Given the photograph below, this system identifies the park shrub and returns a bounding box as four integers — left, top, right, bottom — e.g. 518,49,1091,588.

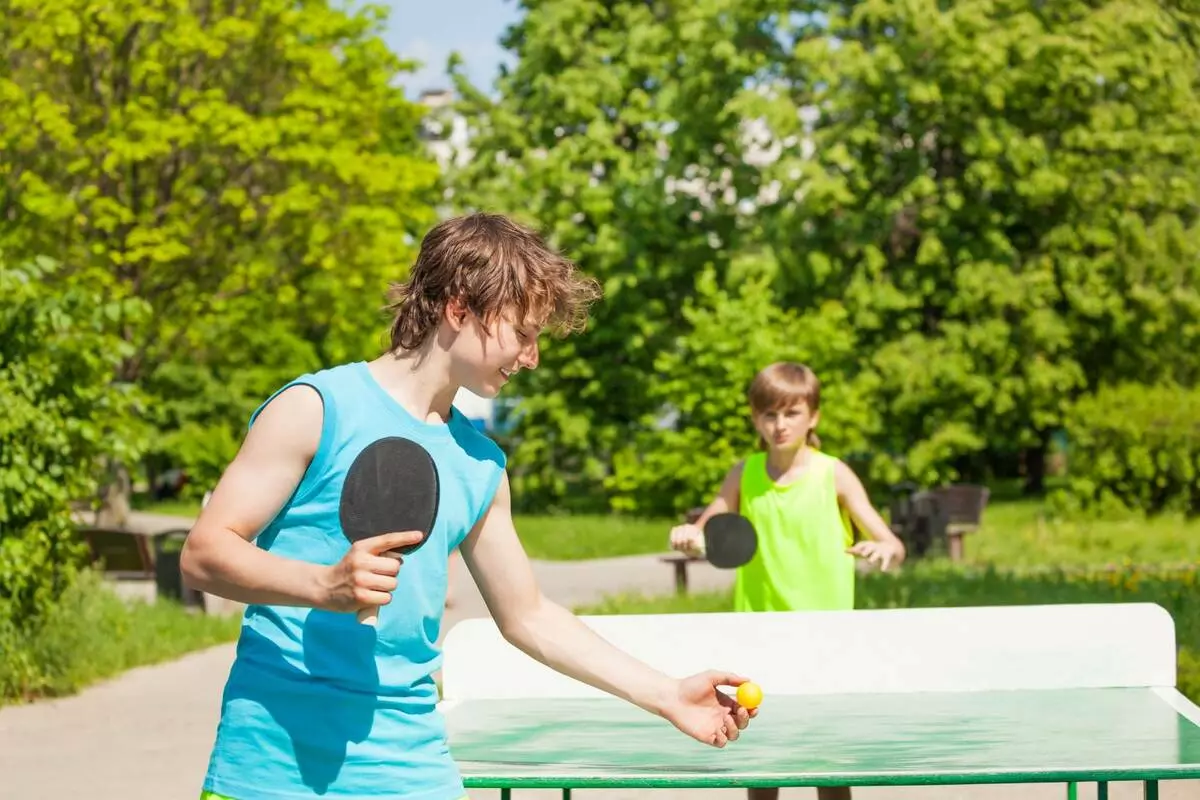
1,257,149,628
0,569,240,704
1056,383,1200,517
1179,648,1200,706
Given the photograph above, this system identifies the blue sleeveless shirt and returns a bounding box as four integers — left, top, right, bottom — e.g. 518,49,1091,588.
202,362,506,800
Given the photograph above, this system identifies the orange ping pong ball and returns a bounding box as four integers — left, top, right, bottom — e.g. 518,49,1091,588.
736,681,763,709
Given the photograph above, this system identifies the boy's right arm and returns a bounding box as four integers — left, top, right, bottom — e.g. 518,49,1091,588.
668,461,744,555
180,385,420,612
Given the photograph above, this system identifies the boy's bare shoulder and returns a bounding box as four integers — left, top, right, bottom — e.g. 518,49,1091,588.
722,458,748,484
243,382,325,460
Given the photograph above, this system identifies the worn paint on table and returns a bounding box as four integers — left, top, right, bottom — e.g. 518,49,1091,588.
445,688,1200,789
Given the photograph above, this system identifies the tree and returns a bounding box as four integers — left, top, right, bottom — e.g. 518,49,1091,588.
607,263,876,515
0,0,440,494
449,0,782,510
749,0,1200,490
0,257,146,622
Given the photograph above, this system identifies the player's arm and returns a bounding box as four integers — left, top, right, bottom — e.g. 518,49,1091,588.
180,386,416,611
459,472,753,747
668,460,744,554
833,459,906,571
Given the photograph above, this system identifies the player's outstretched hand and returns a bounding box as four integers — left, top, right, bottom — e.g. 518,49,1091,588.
319,530,424,613
662,671,757,748
846,540,904,572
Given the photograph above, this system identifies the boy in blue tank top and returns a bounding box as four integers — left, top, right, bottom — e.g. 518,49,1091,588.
180,213,758,800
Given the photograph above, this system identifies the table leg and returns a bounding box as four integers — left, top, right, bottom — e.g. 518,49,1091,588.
1098,780,1108,800
1144,780,1159,800
1067,782,1077,800
562,790,572,800
500,790,511,800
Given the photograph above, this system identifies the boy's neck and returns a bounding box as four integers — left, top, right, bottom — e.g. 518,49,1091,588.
766,444,812,475
367,346,460,425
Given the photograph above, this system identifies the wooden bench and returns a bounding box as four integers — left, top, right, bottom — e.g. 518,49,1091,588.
658,551,705,594
75,525,204,607
659,506,706,593
75,526,156,580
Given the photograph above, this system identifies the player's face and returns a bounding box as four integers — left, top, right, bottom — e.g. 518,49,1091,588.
450,304,542,399
753,401,818,451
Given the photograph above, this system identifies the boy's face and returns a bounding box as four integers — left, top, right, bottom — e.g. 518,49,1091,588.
752,401,819,451
446,301,542,399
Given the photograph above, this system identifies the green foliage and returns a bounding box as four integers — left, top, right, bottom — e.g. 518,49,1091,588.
0,569,240,704
607,267,874,515
456,0,1200,511
967,494,1200,568
0,0,439,488
514,513,673,561
1056,383,1200,516
451,0,780,511
756,0,1200,486
1180,647,1200,709
0,256,148,620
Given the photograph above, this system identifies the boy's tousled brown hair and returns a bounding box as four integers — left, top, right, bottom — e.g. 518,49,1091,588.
748,362,822,448
386,213,601,351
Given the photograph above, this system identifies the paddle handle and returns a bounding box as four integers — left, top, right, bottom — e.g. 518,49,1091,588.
355,549,403,626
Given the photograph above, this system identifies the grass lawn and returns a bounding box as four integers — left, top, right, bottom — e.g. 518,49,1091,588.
134,498,676,561
140,492,1200,567
514,494,1200,567
967,498,1200,567
513,514,675,560
132,493,203,519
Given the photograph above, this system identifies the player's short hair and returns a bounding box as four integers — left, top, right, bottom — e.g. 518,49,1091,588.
748,362,822,448
386,213,601,351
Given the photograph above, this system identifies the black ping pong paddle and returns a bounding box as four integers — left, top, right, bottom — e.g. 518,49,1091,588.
700,512,758,568
339,436,440,626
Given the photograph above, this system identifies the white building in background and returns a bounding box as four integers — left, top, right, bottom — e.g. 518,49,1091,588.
418,89,473,170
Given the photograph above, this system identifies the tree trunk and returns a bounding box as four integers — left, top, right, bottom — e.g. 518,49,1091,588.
94,458,133,528
1023,436,1048,496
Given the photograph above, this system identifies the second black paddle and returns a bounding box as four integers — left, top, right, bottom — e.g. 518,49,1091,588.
699,512,758,568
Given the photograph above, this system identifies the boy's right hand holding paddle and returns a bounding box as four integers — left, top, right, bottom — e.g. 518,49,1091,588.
319,530,424,616
668,514,758,569
668,523,705,557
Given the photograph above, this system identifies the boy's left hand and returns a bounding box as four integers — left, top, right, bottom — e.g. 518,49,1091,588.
660,671,757,747
846,540,904,571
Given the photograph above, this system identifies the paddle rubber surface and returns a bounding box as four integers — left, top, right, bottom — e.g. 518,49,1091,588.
702,512,758,568
339,436,440,624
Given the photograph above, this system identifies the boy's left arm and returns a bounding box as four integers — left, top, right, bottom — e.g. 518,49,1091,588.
459,471,755,748
833,460,907,571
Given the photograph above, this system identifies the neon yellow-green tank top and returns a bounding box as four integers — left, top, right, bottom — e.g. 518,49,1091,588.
733,450,856,612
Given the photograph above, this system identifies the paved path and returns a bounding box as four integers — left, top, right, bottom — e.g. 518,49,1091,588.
0,513,1196,800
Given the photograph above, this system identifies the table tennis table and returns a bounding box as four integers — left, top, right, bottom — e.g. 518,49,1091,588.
440,604,1200,799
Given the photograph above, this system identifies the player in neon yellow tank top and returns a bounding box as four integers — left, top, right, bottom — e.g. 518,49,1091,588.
733,448,858,612
669,362,906,800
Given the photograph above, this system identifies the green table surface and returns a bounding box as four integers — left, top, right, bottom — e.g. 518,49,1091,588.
444,688,1200,788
